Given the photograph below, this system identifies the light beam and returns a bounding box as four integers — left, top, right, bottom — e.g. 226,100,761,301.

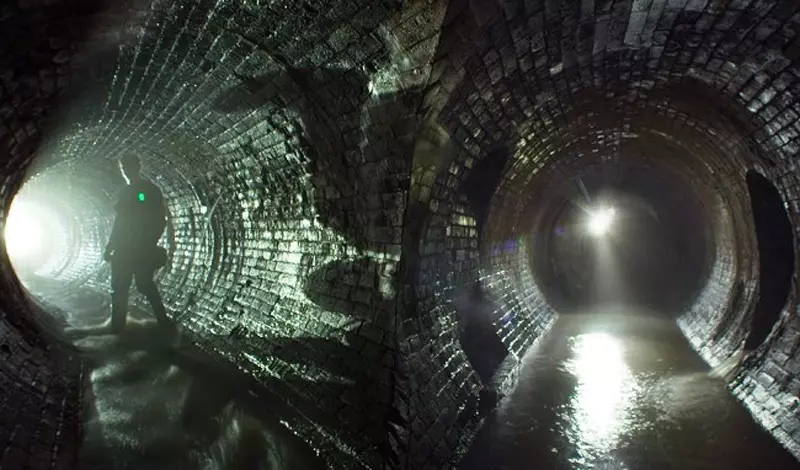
587,207,616,237
4,201,45,260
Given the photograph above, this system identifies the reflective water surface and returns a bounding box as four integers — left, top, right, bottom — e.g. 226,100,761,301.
461,312,800,470
30,279,324,470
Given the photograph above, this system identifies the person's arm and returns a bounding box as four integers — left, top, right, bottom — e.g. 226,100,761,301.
107,217,122,250
104,219,122,261
152,185,167,244
104,193,124,260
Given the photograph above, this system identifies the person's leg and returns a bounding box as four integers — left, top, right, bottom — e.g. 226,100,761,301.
110,261,133,333
134,267,169,324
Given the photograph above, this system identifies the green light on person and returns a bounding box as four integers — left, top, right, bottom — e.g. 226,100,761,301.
138,192,146,202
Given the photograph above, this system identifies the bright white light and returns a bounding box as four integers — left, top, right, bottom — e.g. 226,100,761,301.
587,207,616,237
4,202,45,259
567,332,636,456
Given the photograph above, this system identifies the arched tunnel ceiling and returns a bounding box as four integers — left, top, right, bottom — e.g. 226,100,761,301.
3,1,800,469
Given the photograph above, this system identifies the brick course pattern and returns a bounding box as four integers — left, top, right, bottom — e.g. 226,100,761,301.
3,0,800,469
0,308,83,470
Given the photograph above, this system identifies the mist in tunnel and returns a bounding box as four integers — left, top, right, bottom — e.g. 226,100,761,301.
3,173,109,291
4,1,800,469
532,164,713,315
5,193,68,279
0,0,429,468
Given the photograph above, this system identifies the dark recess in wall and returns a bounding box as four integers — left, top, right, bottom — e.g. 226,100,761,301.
456,146,511,385
461,145,510,236
745,171,795,350
454,282,508,385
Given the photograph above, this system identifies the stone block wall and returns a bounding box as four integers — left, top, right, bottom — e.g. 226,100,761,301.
420,0,800,462
8,0,800,468
399,191,484,469
3,1,456,468
678,196,752,367
0,310,83,470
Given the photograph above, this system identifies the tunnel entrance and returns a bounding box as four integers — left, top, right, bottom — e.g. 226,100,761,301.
744,171,795,350
4,185,74,285
531,165,711,315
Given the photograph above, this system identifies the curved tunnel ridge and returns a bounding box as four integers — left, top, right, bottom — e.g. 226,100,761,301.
3,0,800,469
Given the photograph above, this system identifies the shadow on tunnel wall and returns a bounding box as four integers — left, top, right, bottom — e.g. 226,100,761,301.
212,64,407,250
744,170,795,350
297,256,396,455
210,54,426,464
303,257,394,325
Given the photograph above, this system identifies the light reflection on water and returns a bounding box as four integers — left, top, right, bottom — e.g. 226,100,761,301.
566,332,637,467
75,329,325,470
460,314,800,470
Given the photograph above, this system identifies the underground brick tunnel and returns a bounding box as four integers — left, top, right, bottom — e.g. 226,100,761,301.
4,0,800,469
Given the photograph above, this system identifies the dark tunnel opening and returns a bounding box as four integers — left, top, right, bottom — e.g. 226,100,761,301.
744,170,795,350
462,145,511,237
531,164,712,316
4,1,800,469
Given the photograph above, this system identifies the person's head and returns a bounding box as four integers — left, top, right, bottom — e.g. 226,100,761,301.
119,154,141,183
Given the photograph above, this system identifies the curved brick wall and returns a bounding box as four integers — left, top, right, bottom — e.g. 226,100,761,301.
3,1,800,468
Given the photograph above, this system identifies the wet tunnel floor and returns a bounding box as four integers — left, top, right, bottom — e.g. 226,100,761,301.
27,278,325,470
460,312,800,470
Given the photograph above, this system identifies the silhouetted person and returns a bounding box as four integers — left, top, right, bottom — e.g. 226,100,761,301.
103,155,169,333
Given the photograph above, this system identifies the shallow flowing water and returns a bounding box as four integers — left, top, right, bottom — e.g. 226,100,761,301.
461,311,800,470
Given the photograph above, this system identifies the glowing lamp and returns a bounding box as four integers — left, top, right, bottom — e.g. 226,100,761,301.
4,202,44,259
587,207,616,237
